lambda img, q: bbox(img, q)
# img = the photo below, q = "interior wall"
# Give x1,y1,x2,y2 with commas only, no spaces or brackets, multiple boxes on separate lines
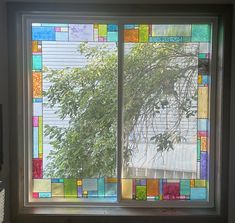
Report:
228,4,235,223
0,0,9,222
0,1,234,223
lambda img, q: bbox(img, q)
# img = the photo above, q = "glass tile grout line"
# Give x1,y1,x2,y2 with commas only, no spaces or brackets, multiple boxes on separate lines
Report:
31,23,211,202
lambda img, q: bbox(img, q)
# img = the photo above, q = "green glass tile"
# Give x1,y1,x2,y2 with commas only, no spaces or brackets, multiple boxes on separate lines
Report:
197,139,201,160
136,186,147,200
192,24,211,42
139,25,149,42
180,180,190,196
64,179,77,198
199,53,207,59
154,196,160,200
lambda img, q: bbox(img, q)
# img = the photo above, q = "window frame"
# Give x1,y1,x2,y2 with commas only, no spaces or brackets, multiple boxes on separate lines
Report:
8,3,232,223
25,15,216,208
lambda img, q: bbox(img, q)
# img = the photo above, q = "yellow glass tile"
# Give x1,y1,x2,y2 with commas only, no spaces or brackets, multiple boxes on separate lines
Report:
198,87,208,118
106,177,117,183
198,74,202,84
121,179,133,200
52,183,64,197
33,179,51,192
201,136,207,151
98,24,107,37
190,179,195,188
77,180,82,186
39,153,43,158
32,41,38,52
38,117,43,154
195,180,206,188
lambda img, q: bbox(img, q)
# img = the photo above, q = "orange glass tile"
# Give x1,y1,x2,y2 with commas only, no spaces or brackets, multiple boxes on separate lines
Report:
124,29,139,43
33,72,42,98
147,179,159,197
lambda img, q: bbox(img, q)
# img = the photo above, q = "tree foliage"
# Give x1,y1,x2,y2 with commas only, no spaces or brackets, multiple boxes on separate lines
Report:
44,42,198,178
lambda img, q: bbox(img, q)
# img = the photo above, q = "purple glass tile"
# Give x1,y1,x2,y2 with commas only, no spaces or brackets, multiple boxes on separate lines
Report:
200,152,208,179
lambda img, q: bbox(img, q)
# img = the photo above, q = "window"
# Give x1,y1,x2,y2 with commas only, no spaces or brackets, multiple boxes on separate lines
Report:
29,19,213,206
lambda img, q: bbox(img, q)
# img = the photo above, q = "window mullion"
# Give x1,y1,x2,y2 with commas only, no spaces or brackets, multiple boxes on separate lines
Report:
117,23,124,203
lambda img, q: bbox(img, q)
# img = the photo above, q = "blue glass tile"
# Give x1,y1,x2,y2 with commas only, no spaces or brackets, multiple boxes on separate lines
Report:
32,27,56,41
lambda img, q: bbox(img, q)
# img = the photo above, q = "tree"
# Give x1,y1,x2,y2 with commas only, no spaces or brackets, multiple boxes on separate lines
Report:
44,42,198,178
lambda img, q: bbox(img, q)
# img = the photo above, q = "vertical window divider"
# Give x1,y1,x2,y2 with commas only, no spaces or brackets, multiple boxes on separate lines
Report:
117,23,124,203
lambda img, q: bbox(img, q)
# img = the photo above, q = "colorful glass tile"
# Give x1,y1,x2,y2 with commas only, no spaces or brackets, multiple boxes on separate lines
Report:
152,24,191,36
190,188,207,200
198,87,208,118
124,29,139,43
32,158,42,179
139,25,149,42
98,24,107,37
147,179,159,197
121,179,133,200
39,192,52,198
33,102,42,116
64,179,77,198
105,182,117,198
180,180,190,196
52,183,65,197
32,55,42,70
98,178,105,197
83,179,98,191
136,186,147,200
198,119,208,131
200,152,208,179
192,24,211,42
38,117,43,154
33,116,39,127
32,26,56,41
163,182,180,200
69,24,94,42
33,179,51,192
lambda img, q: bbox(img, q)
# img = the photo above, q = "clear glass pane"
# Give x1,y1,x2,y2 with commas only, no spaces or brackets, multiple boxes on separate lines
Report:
31,23,118,202
122,24,211,201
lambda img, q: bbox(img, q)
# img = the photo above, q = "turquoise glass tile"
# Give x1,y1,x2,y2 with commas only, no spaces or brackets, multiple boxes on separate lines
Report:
98,178,105,197
32,55,42,70
192,24,211,42
39,192,52,198
107,32,118,42
190,188,207,200
180,180,190,196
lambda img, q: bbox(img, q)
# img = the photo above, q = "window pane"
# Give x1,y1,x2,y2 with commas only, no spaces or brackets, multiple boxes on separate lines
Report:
31,23,118,202
122,24,211,201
